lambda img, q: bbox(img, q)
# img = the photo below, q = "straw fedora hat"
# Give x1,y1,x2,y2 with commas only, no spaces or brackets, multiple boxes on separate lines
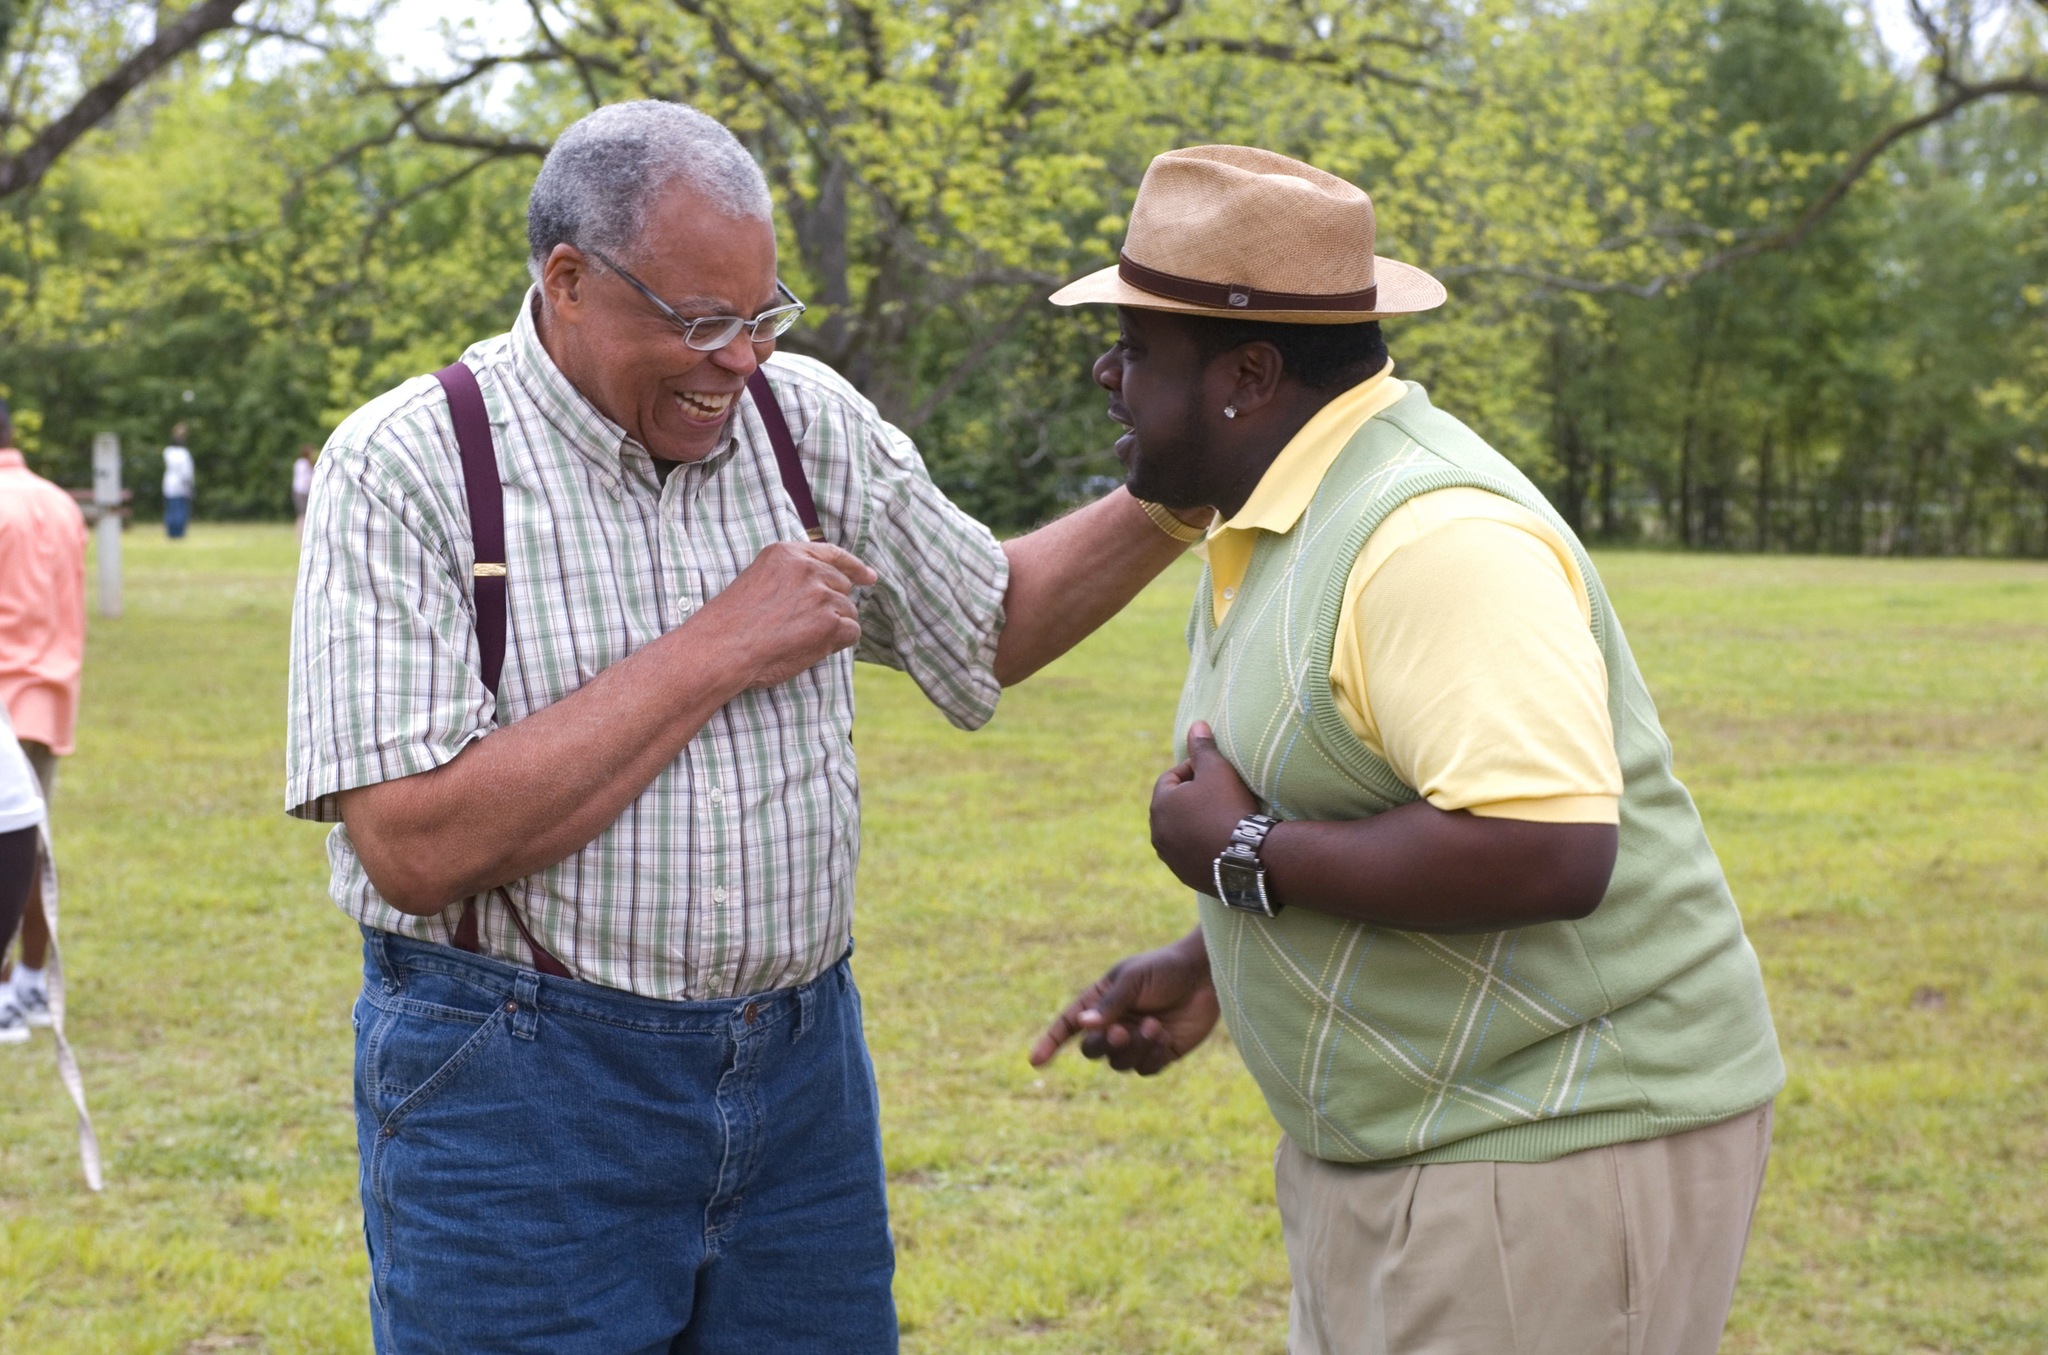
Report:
1050,145,1445,324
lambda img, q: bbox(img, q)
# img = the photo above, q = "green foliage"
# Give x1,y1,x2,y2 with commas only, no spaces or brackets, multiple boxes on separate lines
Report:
1534,0,2048,553
1,529,2044,1350
0,0,2040,544
2,29,537,515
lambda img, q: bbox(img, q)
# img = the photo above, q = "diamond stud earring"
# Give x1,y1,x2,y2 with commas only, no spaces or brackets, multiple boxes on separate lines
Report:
1223,404,1238,419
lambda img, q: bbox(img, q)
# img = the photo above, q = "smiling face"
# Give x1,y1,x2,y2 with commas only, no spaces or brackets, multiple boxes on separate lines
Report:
537,182,780,464
1092,306,1238,511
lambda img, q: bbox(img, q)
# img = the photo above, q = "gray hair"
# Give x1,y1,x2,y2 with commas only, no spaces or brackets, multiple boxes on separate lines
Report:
526,101,773,281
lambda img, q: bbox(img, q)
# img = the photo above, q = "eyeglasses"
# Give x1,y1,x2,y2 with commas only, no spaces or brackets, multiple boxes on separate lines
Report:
582,244,806,351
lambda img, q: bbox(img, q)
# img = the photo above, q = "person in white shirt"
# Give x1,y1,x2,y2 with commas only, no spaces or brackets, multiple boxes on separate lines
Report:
162,423,195,540
0,693,99,1188
0,703,46,1044
291,444,316,540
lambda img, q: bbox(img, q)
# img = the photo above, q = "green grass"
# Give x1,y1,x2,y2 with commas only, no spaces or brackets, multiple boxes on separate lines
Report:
2,527,2043,1354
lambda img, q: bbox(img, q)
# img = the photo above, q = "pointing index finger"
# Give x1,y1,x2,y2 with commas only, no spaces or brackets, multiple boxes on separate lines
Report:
1029,981,1107,1066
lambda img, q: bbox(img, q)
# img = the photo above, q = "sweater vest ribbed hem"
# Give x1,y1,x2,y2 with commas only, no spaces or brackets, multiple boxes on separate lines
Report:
1361,1097,1780,1169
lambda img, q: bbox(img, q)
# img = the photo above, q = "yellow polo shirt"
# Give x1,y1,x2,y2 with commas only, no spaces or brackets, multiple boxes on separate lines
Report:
1204,367,1622,825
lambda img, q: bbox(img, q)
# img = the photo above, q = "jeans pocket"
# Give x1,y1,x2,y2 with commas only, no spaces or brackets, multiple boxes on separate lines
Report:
364,996,508,1135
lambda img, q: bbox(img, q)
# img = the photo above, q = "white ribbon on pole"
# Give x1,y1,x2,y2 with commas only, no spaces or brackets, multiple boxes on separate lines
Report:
36,821,101,1191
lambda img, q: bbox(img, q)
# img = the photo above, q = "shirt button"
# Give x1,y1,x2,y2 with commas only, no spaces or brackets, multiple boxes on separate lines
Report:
708,785,723,804
1222,587,1237,601
711,885,728,903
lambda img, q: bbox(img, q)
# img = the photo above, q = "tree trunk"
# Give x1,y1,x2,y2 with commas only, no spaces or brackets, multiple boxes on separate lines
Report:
1754,425,1773,552
1596,436,1618,541
1547,322,1589,534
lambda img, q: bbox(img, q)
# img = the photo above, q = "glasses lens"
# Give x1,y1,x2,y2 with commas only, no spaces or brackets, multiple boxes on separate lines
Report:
761,306,804,339
684,317,747,351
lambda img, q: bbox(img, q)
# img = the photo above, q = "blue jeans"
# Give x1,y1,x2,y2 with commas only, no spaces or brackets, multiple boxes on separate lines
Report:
354,929,896,1354
164,495,191,537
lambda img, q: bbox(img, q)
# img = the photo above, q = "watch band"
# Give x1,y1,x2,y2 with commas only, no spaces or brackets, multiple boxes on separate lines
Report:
1220,813,1279,865
1214,812,1282,916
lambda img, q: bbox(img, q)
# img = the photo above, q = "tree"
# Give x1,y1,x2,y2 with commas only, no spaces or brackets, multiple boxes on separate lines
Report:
0,0,257,200
1,0,2039,548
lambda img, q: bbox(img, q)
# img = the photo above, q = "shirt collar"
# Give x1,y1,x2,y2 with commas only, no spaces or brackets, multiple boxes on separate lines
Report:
507,288,746,486
0,449,23,470
1213,360,1400,539
507,287,639,468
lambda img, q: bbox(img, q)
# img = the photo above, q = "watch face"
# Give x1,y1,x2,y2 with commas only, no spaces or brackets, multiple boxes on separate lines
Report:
1214,858,1272,916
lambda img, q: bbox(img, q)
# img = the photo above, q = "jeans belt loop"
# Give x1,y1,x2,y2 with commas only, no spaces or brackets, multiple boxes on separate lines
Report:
510,970,541,1041
794,978,817,1043
368,927,402,993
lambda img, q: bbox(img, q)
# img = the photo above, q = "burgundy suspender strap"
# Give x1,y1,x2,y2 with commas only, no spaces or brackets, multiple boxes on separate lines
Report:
450,886,571,979
433,362,510,698
747,369,825,541
431,361,570,981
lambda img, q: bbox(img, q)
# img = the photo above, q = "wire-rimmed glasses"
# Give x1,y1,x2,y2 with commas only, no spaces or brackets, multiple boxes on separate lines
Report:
583,244,805,351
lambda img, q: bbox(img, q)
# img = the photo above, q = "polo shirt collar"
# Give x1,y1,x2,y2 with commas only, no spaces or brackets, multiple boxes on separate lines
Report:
1213,360,1399,539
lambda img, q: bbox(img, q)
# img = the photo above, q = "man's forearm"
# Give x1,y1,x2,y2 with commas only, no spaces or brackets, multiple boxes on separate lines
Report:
337,538,873,916
339,618,751,914
1261,805,1619,932
993,488,1194,686
1153,726,1621,933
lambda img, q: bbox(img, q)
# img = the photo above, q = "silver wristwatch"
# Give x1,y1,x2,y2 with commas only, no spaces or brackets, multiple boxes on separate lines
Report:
1213,813,1281,916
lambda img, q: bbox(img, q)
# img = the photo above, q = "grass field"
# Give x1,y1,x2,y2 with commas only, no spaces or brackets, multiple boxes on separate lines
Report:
1,525,2043,1353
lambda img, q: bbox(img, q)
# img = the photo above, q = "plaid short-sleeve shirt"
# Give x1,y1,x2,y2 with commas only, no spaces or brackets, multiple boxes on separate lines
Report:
286,290,1009,999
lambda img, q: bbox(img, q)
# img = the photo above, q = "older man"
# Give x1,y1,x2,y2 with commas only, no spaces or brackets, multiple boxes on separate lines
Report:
1033,146,1783,1355
287,102,1197,1352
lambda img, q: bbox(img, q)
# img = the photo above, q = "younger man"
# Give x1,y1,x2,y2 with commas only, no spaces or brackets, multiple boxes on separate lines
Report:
1033,146,1783,1355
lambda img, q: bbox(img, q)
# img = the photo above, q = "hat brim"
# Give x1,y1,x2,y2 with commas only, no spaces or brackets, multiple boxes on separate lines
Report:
1048,255,1445,323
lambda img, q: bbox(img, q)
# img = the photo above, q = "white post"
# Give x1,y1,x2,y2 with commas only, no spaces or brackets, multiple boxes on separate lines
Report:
91,432,122,618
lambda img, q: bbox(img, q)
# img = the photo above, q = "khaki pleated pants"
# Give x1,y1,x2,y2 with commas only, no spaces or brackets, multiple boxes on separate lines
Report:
1276,1104,1773,1355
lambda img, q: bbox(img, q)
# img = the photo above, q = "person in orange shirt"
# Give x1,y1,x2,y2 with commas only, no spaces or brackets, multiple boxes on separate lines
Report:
0,397,88,1040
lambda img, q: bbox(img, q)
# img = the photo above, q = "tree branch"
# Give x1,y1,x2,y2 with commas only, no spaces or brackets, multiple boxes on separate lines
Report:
1683,73,2048,276
403,122,552,158
1447,72,2048,299
523,0,606,109
0,0,250,200
1148,33,1441,92
354,149,531,263
365,48,588,102
233,22,339,54
902,291,1040,431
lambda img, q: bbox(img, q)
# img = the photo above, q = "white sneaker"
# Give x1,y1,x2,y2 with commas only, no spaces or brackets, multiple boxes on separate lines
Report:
0,997,28,1044
11,982,51,1028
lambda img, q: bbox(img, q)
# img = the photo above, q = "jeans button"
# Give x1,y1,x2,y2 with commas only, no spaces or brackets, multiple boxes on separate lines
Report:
744,1003,758,1026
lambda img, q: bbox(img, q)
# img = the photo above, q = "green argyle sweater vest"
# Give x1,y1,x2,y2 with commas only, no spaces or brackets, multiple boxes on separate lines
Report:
1178,382,1784,1166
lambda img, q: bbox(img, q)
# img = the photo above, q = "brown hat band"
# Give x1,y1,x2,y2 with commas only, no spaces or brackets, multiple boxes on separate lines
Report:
1117,253,1379,314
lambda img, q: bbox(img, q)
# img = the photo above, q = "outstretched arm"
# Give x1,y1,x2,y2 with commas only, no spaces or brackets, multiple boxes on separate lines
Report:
993,489,1205,686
